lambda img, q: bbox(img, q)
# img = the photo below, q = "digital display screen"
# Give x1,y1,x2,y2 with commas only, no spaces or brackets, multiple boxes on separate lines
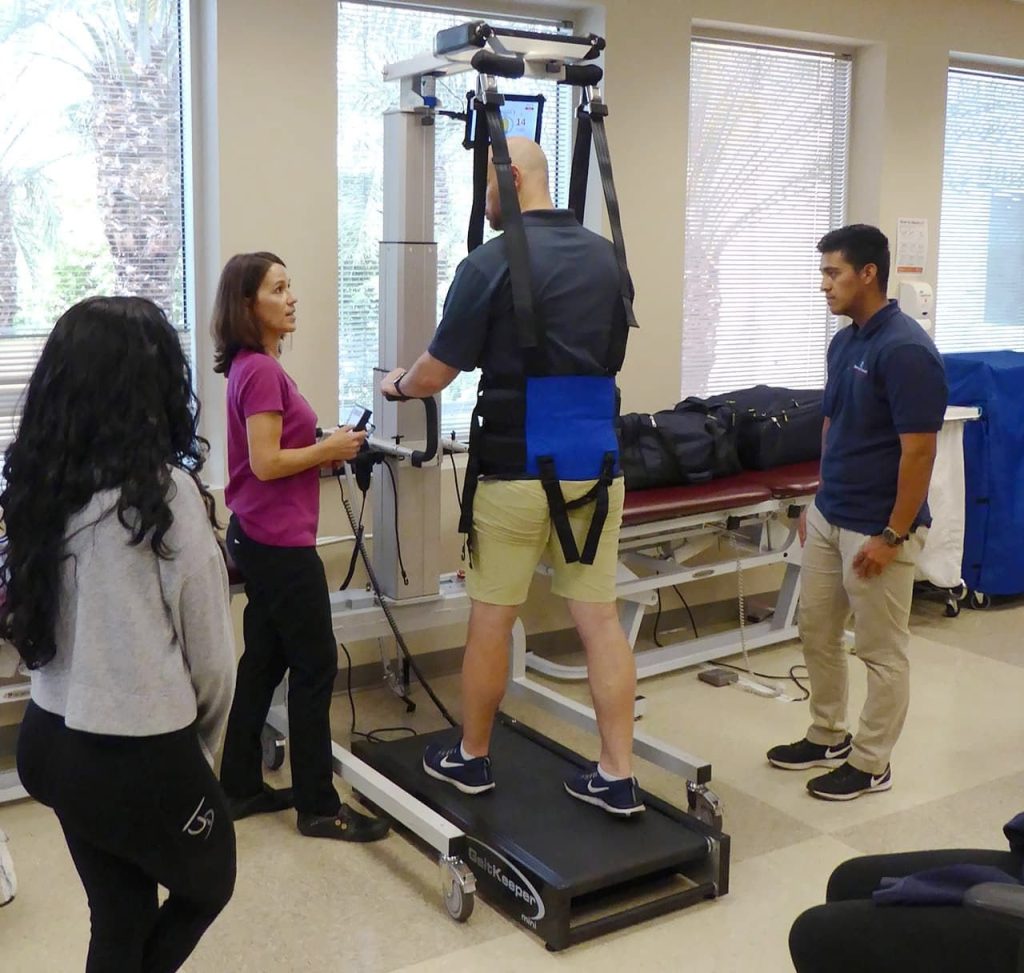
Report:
465,93,545,145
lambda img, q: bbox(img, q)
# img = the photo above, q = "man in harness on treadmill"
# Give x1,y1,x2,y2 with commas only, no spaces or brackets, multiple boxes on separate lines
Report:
380,135,643,816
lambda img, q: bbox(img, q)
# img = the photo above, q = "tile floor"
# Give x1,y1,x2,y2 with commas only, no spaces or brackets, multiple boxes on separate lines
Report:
2,593,1021,971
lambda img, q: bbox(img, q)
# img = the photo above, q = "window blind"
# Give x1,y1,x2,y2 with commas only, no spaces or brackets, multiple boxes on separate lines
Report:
681,38,851,397
0,0,189,450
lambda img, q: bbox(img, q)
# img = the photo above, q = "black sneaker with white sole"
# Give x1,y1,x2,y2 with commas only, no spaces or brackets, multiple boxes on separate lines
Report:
767,734,852,770
807,762,892,801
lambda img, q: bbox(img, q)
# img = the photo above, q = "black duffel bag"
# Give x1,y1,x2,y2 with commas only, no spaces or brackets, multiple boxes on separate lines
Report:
618,400,741,491
698,385,824,470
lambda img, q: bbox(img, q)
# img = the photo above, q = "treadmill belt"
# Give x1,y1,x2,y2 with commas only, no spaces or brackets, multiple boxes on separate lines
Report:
354,715,710,895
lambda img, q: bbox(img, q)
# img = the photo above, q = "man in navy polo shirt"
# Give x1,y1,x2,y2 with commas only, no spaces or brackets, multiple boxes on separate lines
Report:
380,138,643,816
767,224,947,800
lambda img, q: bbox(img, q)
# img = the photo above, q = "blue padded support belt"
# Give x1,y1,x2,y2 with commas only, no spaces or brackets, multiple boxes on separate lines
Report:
524,376,618,479
528,375,619,565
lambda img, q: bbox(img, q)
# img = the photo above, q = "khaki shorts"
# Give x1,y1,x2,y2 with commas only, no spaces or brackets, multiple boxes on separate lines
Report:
466,477,624,606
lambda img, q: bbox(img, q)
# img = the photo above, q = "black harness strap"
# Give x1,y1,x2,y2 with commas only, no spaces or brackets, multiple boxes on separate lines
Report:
467,102,490,253
538,456,582,564
588,101,637,331
480,98,543,357
537,452,617,566
459,403,483,538
568,105,592,224
568,452,617,565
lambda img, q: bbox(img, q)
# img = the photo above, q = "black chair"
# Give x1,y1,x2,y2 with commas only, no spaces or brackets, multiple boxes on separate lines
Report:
966,883,1024,972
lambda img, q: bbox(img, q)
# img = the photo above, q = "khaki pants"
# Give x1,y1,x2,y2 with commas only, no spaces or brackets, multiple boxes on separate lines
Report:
799,502,920,775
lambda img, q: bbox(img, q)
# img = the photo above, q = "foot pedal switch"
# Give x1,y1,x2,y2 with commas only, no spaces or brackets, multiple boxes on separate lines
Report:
698,668,739,688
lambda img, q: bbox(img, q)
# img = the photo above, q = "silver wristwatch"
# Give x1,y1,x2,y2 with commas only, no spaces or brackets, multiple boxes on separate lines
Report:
881,526,905,547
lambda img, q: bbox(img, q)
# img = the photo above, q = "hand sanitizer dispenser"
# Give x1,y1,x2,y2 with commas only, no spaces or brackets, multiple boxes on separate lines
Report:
898,281,934,339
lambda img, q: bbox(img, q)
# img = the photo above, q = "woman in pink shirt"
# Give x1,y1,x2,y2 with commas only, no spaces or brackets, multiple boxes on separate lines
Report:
211,251,389,842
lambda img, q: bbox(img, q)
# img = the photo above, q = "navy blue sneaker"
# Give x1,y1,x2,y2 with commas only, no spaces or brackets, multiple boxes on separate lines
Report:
423,740,495,795
564,764,646,817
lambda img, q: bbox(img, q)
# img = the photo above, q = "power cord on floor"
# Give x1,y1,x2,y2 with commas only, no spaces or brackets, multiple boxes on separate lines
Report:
674,584,700,639
652,586,700,647
338,640,419,744
653,589,665,647
651,557,811,700
728,534,785,698
708,660,810,701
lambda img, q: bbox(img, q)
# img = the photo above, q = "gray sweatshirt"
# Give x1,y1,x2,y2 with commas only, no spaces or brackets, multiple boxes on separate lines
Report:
31,467,236,762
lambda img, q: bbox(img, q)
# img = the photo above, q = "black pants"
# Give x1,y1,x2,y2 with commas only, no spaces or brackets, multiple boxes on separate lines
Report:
219,516,340,816
790,850,1024,973
17,701,236,973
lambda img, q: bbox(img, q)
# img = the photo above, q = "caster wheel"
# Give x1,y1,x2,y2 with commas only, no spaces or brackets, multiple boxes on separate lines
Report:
444,880,474,922
440,858,475,923
969,590,992,610
955,584,968,602
260,725,285,770
944,600,960,618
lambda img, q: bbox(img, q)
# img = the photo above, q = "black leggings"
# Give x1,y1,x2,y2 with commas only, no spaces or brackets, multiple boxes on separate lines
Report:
219,516,341,816
790,850,1024,973
17,701,236,973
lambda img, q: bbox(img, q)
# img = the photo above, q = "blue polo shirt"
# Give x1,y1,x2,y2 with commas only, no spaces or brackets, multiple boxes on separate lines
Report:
428,209,630,383
816,299,947,536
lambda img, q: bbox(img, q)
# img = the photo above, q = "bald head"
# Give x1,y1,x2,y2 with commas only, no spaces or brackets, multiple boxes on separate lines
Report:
485,137,555,231
504,136,549,190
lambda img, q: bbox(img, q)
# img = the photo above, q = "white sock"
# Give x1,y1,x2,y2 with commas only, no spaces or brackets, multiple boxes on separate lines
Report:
460,742,483,762
597,763,628,782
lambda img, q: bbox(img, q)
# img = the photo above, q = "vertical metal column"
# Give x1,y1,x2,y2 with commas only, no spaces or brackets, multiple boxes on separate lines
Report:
373,100,442,600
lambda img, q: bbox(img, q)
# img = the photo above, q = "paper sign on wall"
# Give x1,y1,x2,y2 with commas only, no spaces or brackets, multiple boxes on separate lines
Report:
895,217,928,275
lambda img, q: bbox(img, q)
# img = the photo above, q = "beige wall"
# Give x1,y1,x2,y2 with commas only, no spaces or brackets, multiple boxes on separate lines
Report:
203,0,1024,666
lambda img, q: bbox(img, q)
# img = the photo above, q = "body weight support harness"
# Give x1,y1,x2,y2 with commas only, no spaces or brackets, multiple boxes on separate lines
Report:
458,57,637,566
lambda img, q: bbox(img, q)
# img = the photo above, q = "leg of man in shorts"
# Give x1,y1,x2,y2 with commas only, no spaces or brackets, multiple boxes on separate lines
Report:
422,477,644,815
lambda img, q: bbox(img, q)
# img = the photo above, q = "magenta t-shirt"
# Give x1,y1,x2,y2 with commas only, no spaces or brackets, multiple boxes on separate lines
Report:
224,349,320,547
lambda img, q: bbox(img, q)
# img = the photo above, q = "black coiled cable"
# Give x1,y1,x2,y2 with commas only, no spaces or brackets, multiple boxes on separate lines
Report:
335,467,457,727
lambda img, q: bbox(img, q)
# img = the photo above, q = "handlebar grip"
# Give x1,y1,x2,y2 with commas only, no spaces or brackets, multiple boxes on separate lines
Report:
411,396,439,468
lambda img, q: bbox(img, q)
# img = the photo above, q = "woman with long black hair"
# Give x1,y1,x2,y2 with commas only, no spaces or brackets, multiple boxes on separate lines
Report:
3,296,237,972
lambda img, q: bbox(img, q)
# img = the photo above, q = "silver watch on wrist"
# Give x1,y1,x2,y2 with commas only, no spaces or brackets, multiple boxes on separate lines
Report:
881,526,905,547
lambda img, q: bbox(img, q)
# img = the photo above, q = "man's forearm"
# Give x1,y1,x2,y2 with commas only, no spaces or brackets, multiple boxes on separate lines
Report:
887,448,937,536
397,352,458,398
